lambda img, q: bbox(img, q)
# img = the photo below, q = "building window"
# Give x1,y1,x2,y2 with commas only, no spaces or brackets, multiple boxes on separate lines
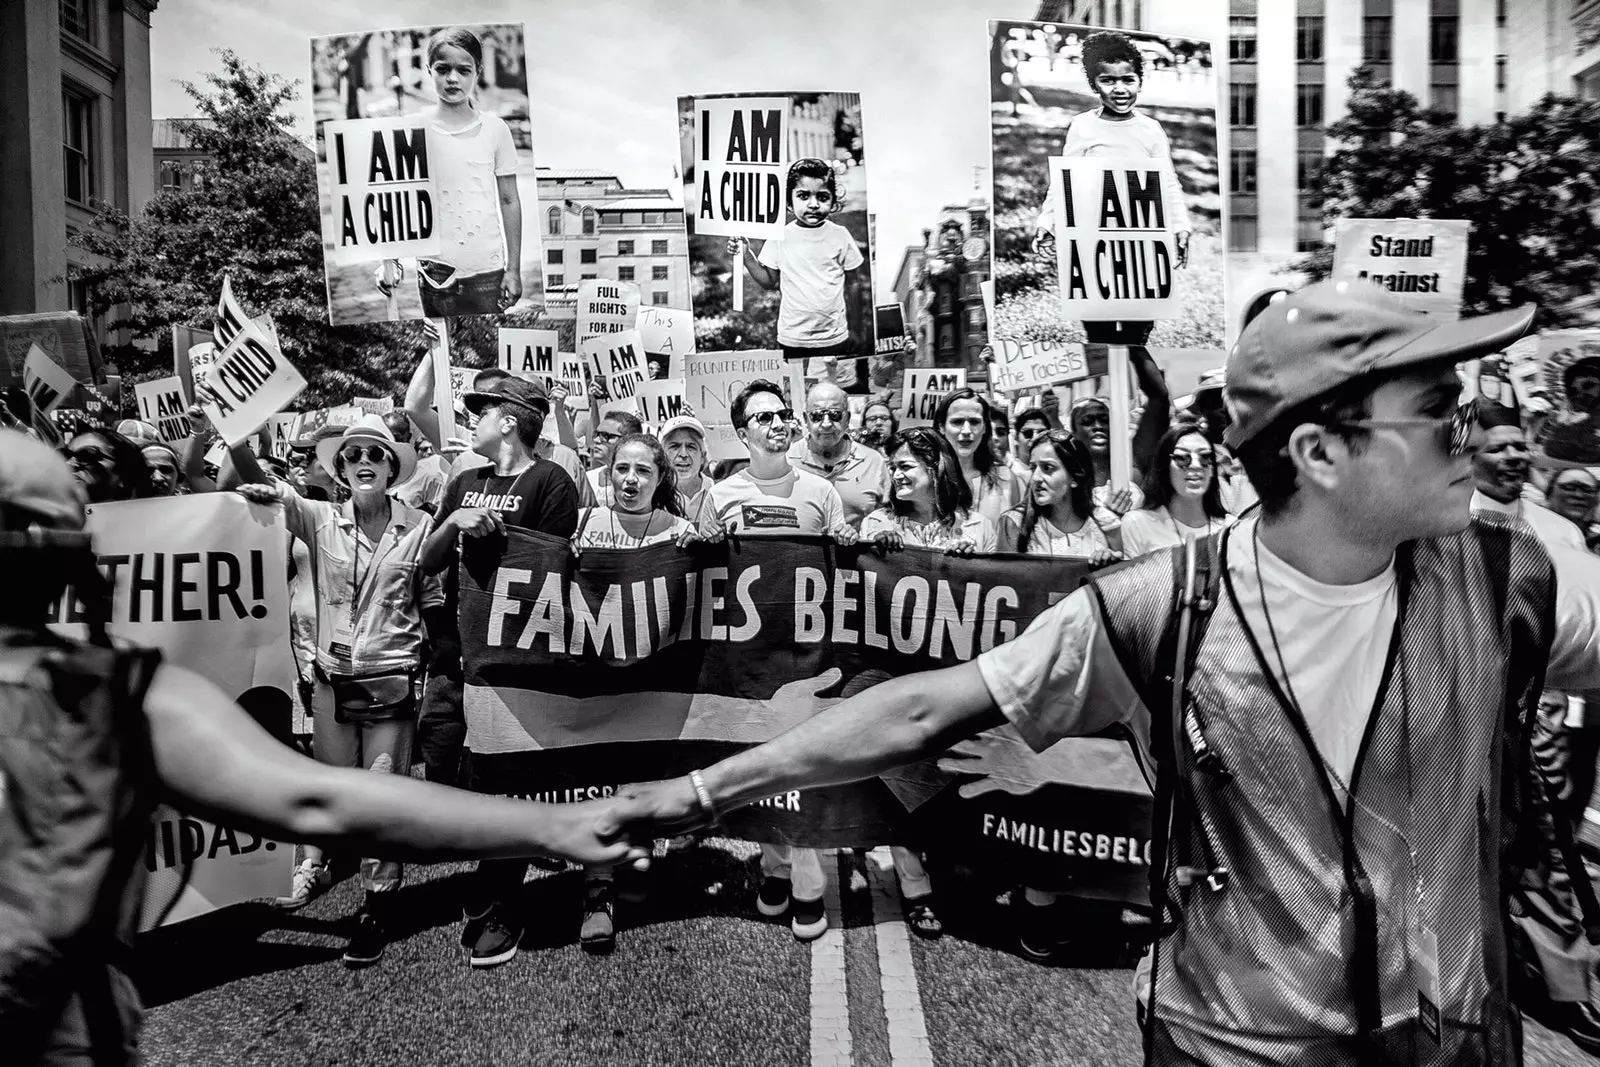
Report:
1296,219,1324,252
1296,17,1324,62
1431,84,1459,116
617,239,634,255
1229,82,1257,128
1363,16,1392,63
62,86,95,205
547,248,564,265
1496,55,1507,93
548,273,564,288
60,0,94,45
651,292,670,306
617,266,635,282
580,247,597,265
159,161,182,192
1430,17,1458,64
652,265,669,281
581,273,597,280
1229,16,1257,62
1229,215,1259,253
581,207,596,235
651,239,669,255
1230,149,1257,195
1296,83,1324,127
1297,150,1321,191
547,206,561,236
643,212,660,225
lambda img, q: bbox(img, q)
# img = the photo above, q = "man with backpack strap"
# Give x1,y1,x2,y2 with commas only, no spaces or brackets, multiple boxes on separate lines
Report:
604,281,1600,1066
0,430,647,1066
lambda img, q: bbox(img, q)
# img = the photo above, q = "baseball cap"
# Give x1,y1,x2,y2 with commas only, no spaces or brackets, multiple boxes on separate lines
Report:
1223,279,1536,450
659,415,707,441
462,376,550,418
0,428,88,533
116,419,161,447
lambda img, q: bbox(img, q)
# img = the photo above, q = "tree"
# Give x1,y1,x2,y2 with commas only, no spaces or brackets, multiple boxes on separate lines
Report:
1295,68,1600,328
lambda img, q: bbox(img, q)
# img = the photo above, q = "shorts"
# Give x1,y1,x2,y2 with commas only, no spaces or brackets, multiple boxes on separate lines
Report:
418,260,504,318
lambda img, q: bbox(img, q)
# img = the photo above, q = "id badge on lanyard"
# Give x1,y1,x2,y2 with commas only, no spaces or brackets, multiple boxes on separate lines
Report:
1412,877,1441,1044
329,528,375,661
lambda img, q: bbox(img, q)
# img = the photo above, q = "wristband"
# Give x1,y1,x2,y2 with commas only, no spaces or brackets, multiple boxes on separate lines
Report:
688,769,719,823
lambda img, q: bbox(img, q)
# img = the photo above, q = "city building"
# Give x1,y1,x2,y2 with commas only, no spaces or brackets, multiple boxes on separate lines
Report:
153,117,314,196
890,193,993,377
536,169,689,322
0,0,160,328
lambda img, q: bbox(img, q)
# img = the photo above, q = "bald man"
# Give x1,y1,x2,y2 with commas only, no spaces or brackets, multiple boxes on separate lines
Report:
786,381,889,529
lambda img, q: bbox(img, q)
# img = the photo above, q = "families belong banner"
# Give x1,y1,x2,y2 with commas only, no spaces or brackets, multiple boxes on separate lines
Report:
1331,218,1471,320
690,97,790,240
1050,157,1181,322
460,534,1154,898
47,495,297,926
319,116,440,267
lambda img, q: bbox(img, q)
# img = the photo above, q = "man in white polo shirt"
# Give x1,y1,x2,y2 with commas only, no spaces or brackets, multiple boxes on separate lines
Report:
787,381,888,530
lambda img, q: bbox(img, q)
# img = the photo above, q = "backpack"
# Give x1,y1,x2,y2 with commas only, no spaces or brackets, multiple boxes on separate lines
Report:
0,632,163,1066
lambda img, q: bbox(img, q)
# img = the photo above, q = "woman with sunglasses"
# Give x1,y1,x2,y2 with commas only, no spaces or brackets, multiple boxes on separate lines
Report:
999,430,1121,564
935,388,1022,526
61,429,154,503
1120,425,1232,559
236,414,441,969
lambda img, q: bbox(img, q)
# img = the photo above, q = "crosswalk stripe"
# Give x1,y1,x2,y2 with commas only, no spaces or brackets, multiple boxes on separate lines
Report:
810,850,853,1067
866,847,934,1067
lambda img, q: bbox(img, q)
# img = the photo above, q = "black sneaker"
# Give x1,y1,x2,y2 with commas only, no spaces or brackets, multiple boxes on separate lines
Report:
468,905,523,968
342,909,387,969
580,878,616,955
791,895,827,941
756,876,792,917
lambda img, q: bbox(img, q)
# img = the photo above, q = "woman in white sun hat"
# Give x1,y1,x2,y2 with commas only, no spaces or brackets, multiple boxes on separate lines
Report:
237,413,441,969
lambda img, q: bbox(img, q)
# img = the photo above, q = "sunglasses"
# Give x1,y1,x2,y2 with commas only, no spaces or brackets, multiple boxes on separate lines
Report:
62,445,114,466
807,409,847,425
1328,398,1478,458
747,409,794,427
863,413,894,424
339,444,393,465
1170,449,1217,470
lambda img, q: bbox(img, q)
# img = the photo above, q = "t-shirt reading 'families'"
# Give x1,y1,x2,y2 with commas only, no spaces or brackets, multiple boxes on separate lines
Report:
574,506,693,549
697,465,844,537
436,460,581,547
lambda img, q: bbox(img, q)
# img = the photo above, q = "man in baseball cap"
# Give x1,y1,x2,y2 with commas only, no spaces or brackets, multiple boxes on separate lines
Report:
660,414,711,517
597,280,1600,1064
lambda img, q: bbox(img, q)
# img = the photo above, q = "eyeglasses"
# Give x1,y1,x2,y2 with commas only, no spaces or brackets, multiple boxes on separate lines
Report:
339,444,393,465
1328,398,1478,458
863,413,894,425
807,409,846,425
61,445,114,466
593,429,621,444
1017,425,1047,440
1170,449,1216,470
747,409,794,427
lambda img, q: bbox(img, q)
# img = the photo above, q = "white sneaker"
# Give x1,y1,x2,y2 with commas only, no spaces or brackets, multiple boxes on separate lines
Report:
273,859,330,911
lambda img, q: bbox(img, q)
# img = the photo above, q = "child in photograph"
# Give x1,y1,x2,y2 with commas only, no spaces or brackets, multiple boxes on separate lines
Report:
1031,30,1190,345
729,158,865,362
378,26,524,317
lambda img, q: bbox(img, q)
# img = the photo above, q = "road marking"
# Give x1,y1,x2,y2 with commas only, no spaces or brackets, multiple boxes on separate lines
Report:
810,850,852,1067
866,846,934,1067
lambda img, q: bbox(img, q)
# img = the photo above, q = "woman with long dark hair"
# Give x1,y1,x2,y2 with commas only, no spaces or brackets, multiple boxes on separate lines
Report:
61,429,154,502
998,430,1120,563
572,433,698,551
935,388,1021,525
1119,425,1231,559
860,427,995,554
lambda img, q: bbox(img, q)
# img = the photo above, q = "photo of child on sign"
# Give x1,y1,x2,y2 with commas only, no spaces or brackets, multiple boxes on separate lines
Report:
310,23,539,326
678,93,874,382
989,22,1221,349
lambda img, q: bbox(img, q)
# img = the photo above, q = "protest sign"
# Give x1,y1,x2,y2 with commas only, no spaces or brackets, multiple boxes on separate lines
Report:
637,305,695,364
22,343,77,414
135,376,191,443
990,337,1109,394
558,352,588,398
873,305,906,355
685,349,787,460
582,328,647,401
459,534,1151,898
1535,330,1600,465
0,312,102,391
689,96,790,240
266,413,300,459
499,328,562,383
319,116,440,268
1331,218,1471,319
633,379,687,434
577,280,641,346
201,326,308,448
352,396,395,416
48,495,296,926
899,368,966,427
1050,156,1182,322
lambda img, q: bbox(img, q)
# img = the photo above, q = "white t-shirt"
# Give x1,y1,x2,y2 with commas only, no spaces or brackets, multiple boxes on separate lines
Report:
1470,490,1586,552
698,465,844,536
971,466,1023,527
758,219,864,348
999,506,1111,558
859,508,997,552
426,109,519,275
1036,108,1191,236
1120,506,1231,560
573,506,692,549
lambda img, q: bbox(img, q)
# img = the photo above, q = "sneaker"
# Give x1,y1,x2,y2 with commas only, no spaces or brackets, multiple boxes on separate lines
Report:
580,879,616,954
342,906,387,968
468,905,524,968
791,895,827,941
273,859,330,911
756,876,792,917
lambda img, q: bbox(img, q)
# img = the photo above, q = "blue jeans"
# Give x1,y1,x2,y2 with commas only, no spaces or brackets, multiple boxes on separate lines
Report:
417,260,504,318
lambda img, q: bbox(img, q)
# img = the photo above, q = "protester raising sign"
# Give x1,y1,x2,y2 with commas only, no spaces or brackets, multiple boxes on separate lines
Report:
498,327,561,382
1050,156,1182,322
900,368,966,427
1331,218,1471,320
633,379,687,434
690,96,790,240
22,343,77,414
200,279,308,446
684,349,787,460
990,338,1109,395
459,534,1152,898
319,116,441,267
135,376,191,443
577,279,641,347
582,328,648,401
48,495,297,926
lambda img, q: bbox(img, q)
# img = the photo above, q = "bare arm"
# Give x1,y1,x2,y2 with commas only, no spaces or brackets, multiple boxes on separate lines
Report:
497,173,523,305
742,241,779,290
421,512,461,574
404,347,443,452
146,662,642,866
1130,347,1170,477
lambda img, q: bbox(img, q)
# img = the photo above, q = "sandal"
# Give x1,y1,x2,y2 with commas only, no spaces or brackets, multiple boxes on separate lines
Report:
904,898,942,939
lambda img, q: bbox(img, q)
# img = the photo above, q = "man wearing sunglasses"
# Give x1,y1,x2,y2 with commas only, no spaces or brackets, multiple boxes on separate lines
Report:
607,281,1600,1065
787,381,889,530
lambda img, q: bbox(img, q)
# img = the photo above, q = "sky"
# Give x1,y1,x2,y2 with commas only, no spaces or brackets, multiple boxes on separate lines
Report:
151,0,1222,285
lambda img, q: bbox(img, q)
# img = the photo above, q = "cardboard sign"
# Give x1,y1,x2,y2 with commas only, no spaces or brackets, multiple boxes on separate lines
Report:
352,396,395,415
22,344,77,414
266,414,300,460
900,368,966,427
684,349,787,461
135,376,191,444
633,379,687,434
499,328,562,383
577,280,641,347
319,116,441,265
201,280,307,447
691,97,790,239
873,305,906,355
1050,156,1182,322
991,338,1108,394
1331,218,1471,320
582,328,647,401
637,306,695,359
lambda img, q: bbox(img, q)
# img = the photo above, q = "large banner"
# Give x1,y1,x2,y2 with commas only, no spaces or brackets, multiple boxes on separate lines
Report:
48,495,297,927
1331,218,1471,320
459,533,1154,900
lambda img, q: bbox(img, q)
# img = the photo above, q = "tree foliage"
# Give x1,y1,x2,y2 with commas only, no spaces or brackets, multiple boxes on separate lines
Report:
1295,67,1600,328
